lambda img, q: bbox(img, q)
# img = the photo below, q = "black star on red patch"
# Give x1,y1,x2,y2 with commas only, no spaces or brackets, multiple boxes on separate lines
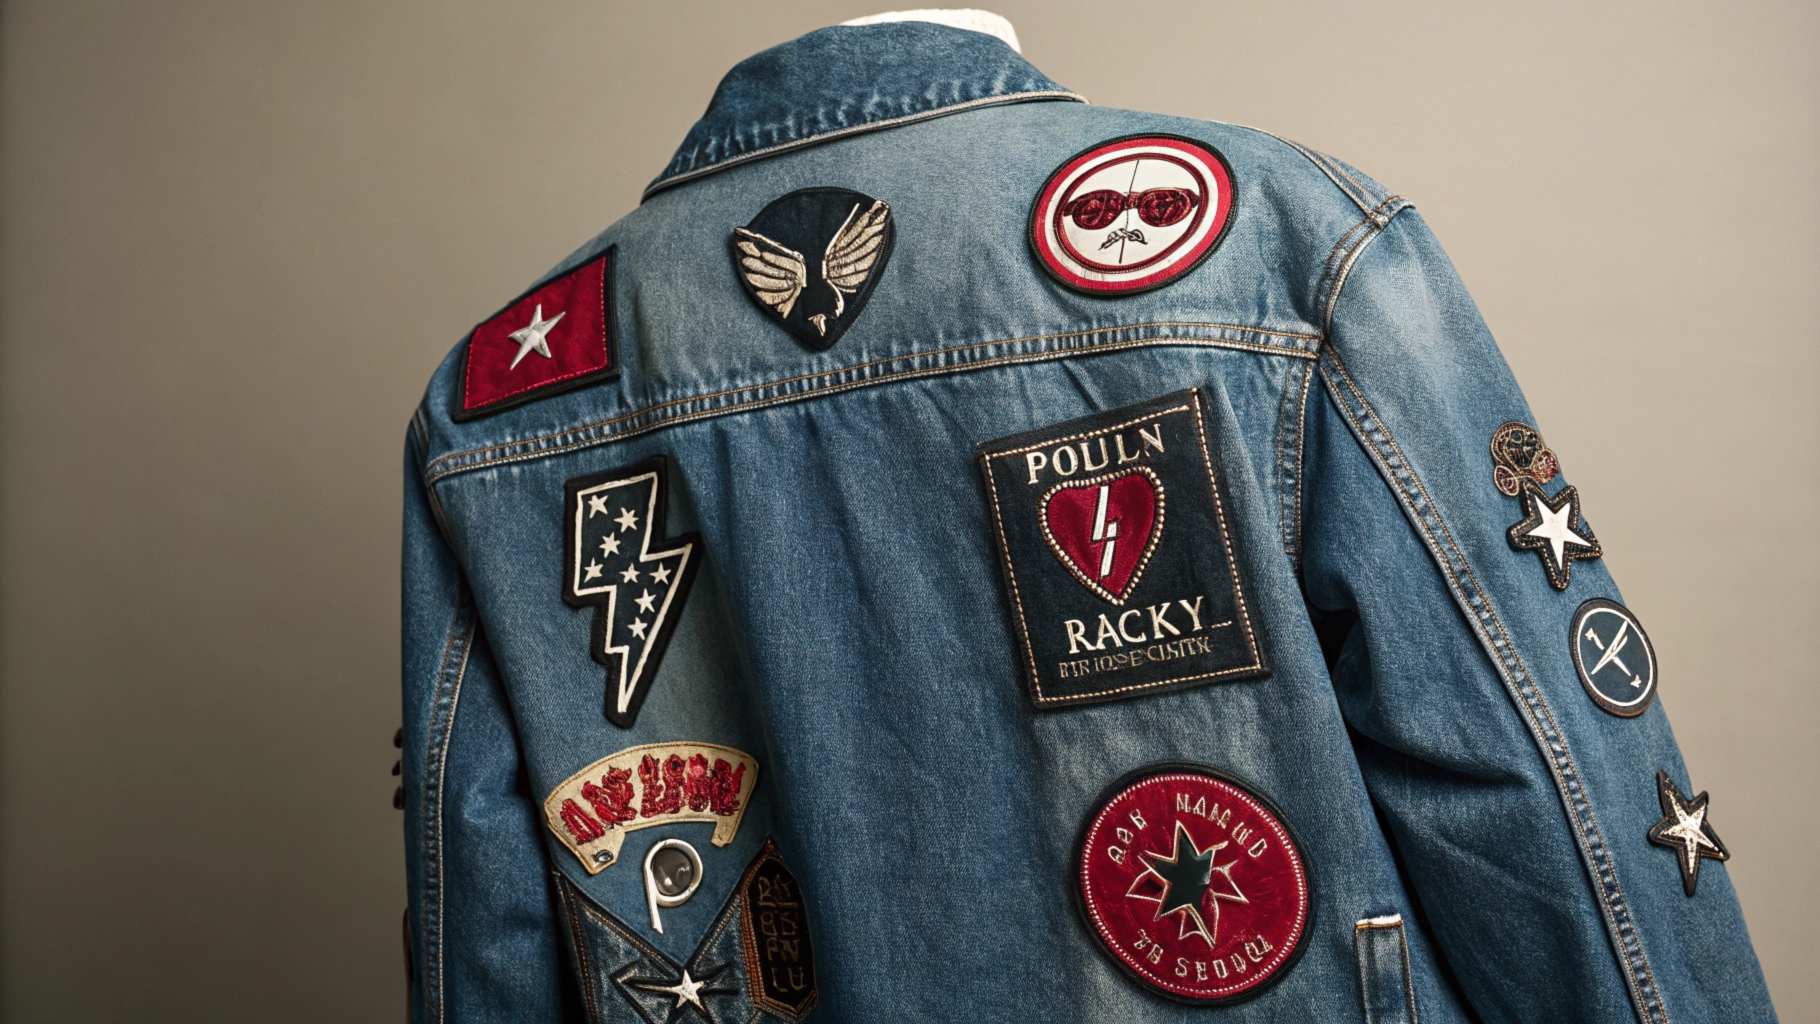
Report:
1125,820,1246,946
1506,480,1602,590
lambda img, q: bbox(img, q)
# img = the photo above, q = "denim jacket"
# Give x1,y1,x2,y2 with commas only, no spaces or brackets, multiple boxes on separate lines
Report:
402,18,1775,1023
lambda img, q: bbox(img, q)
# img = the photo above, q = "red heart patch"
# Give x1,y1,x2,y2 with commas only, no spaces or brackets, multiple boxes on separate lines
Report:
1041,469,1164,603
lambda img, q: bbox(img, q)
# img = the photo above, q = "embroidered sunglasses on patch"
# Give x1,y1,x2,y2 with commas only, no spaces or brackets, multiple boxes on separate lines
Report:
1062,188,1201,230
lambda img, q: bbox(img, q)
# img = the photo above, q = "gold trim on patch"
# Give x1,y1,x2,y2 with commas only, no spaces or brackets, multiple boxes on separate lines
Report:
543,742,759,874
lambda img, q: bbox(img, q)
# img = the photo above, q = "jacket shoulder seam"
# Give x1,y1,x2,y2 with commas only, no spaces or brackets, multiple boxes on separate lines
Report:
421,321,1319,485
1236,125,1392,216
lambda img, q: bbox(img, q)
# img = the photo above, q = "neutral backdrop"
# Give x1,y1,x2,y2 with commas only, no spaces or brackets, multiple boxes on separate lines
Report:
2,1,1814,1020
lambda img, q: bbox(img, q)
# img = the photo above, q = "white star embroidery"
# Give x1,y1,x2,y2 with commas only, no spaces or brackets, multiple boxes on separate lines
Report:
1523,492,1596,567
636,589,657,613
620,564,641,583
582,561,603,582
587,494,610,518
629,618,649,639
598,534,621,557
615,508,640,533
650,563,672,585
506,304,564,370
1662,800,1719,872
634,968,706,1010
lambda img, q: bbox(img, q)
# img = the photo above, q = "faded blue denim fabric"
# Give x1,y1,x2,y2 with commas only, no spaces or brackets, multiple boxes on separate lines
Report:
401,19,1776,1024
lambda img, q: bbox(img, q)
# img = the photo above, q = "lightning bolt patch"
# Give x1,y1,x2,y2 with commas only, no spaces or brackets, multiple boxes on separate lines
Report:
563,456,701,728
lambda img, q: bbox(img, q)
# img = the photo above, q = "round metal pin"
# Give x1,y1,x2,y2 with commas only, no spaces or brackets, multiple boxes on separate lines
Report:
643,838,703,933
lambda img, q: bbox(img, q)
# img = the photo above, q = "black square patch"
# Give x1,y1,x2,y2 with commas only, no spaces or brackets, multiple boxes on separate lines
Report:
978,389,1266,707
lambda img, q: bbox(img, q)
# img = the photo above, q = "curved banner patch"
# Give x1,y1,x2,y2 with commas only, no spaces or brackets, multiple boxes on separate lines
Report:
545,742,759,874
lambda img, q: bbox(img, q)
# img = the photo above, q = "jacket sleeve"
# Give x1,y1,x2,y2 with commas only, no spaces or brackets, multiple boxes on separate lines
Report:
1297,206,1774,1023
402,422,579,1024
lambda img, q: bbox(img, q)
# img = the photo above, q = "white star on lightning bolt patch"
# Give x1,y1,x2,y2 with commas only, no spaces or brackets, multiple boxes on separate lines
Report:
506,303,565,370
1506,481,1602,590
564,458,700,728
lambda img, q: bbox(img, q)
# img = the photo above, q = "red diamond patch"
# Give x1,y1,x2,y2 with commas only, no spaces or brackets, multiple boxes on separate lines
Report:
456,248,618,420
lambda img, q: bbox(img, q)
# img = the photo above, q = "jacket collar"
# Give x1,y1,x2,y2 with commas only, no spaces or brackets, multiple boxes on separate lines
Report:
643,20,1084,201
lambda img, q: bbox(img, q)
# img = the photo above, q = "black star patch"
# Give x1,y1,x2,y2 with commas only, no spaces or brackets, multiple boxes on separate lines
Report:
1646,770,1730,896
1506,480,1602,590
563,456,701,728
730,187,894,351
1125,820,1246,947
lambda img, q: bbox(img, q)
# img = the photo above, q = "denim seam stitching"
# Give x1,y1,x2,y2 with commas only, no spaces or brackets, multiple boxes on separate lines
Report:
1241,127,1377,214
1317,352,1668,1024
418,591,476,1024
1333,354,1666,1021
1323,355,1667,1022
1319,198,1414,336
1398,920,1419,1024
1274,358,1314,560
424,333,1317,486
425,321,1320,474
556,876,603,1023
1354,923,1376,1024
643,90,1088,200
1290,363,1314,563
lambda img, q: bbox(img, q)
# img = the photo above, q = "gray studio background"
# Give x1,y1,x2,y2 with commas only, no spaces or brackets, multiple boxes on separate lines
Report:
2,1,1814,1019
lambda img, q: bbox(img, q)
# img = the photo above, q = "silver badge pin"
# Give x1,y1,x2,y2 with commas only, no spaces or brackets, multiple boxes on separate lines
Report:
643,838,703,934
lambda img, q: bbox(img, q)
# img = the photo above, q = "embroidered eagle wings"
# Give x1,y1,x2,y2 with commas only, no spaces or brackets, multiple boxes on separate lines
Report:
734,199,892,337
733,229,807,318
820,200,891,318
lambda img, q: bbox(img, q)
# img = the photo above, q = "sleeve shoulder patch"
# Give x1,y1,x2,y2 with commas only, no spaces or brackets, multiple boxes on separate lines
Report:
455,246,619,420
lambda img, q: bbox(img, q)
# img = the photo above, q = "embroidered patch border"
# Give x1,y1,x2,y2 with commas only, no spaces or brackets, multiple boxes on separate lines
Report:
1075,762,1311,1005
1506,480,1602,591
1489,420,1559,497
543,742,759,874
730,187,894,351
978,388,1266,707
563,455,702,728
737,838,818,1019
453,246,620,422
1028,134,1236,296
1569,599,1658,717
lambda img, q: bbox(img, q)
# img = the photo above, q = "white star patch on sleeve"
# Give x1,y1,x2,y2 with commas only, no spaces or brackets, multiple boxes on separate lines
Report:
1506,480,1602,590
1646,770,1730,896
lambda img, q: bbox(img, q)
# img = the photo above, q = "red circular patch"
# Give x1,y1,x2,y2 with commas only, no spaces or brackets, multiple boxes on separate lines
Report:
1030,135,1235,295
1078,765,1309,1004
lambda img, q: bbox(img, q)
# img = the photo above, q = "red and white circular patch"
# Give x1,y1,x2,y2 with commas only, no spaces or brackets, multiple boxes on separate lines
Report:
1078,765,1309,1004
1030,134,1235,296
